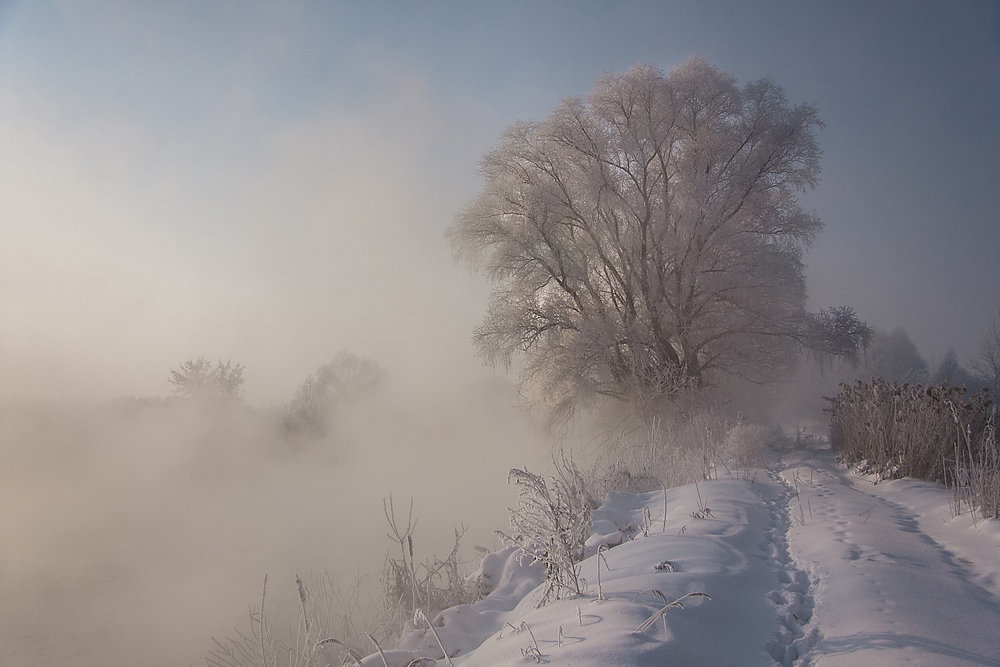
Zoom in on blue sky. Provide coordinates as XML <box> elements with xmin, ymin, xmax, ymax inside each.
<box><xmin>1</xmin><ymin>0</ymin><xmax>998</xmax><ymax>401</ymax></box>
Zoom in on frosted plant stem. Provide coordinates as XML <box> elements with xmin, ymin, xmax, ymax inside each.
<box><xmin>415</xmin><ymin>609</ymin><xmax>455</xmax><ymax>667</ymax></box>
<box><xmin>259</xmin><ymin>574</ymin><xmax>268</xmax><ymax>667</ymax></box>
<box><xmin>596</xmin><ymin>544</ymin><xmax>610</xmax><ymax>600</ymax></box>
<box><xmin>633</xmin><ymin>591</ymin><xmax>711</xmax><ymax>635</ymax></box>
<box><xmin>313</xmin><ymin>638</ymin><xmax>362</xmax><ymax>666</ymax></box>
<box><xmin>520</xmin><ymin>621</ymin><xmax>540</xmax><ymax>655</ymax></box>
<box><xmin>296</xmin><ymin>574</ymin><xmax>310</xmax><ymax>635</ymax></box>
<box><xmin>367</xmin><ymin>633</ymin><xmax>389</xmax><ymax>667</ymax></box>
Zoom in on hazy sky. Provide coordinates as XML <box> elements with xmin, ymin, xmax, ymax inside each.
<box><xmin>2</xmin><ymin>0</ymin><xmax>998</xmax><ymax>403</ymax></box>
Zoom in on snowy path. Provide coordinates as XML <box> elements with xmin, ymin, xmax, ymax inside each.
<box><xmin>780</xmin><ymin>447</ymin><xmax>1000</xmax><ymax>666</ymax></box>
<box><xmin>358</xmin><ymin>443</ymin><xmax>1000</xmax><ymax>666</ymax></box>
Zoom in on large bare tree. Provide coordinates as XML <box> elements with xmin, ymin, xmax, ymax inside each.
<box><xmin>451</xmin><ymin>59</ymin><xmax>863</xmax><ymax>419</ymax></box>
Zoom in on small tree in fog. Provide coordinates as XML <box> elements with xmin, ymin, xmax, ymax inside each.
<box><xmin>931</xmin><ymin>348</ymin><xmax>979</xmax><ymax>389</ymax></box>
<box><xmin>168</xmin><ymin>357</ymin><xmax>245</xmax><ymax>403</ymax></box>
<box><xmin>972</xmin><ymin>313</ymin><xmax>1000</xmax><ymax>398</ymax></box>
<box><xmin>804</xmin><ymin>307</ymin><xmax>873</xmax><ymax>370</ymax></box>
<box><xmin>450</xmin><ymin>59</ymin><xmax>869</xmax><ymax>421</ymax></box>
<box><xmin>864</xmin><ymin>327</ymin><xmax>928</xmax><ymax>385</ymax></box>
<box><xmin>284</xmin><ymin>351</ymin><xmax>384</xmax><ymax>436</ymax></box>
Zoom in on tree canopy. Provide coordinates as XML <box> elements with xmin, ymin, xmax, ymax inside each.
<box><xmin>283</xmin><ymin>352</ymin><xmax>384</xmax><ymax>437</ymax></box>
<box><xmin>451</xmin><ymin>59</ymin><xmax>868</xmax><ymax>420</ymax></box>
<box><xmin>168</xmin><ymin>357</ymin><xmax>245</xmax><ymax>403</ymax></box>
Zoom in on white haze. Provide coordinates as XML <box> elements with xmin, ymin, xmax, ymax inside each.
<box><xmin>0</xmin><ymin>64</ymin><xmax>493</xmax><ymax>403</ymax></box>
<box><xmin>0</xmin><ymin>12</ymin><xmax>548</xmax><ymax>665</ymax></box>
<box><xmin>3</xmin><ymin>3</ymin><xmax>998</xmax><ymax>664</ymax></box>
<box><xmin>0</xmin><ymin>386</ymin><xmax>550</xmax><ymax>665</ymax></box>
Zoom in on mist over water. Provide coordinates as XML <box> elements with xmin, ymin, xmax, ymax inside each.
<box><xmin>0</xmin><ymin>13</ymin><xmax>547</xmax><ymax>662</ymax></box>
<box><xmin>0</xmin><ymin>377</ymin><xmax>548</xmax><ymax>666</ymax></box>
<box><xmin>0</xmin><ymin>18</ymin><xmax>551</xmax><ymax>659</ymax></box>
<box><xmin>4</xmin><ymin>4</ymin><xmax>998</xmax><ymax>665</ymax></box>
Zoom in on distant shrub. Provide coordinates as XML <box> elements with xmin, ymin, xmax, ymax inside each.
<box><xmin>284</xmin><ymin>352</ymin><xmax>384</xmax><ymax>437</ymax></box>
<box><xmin>826</xmin><ymin>379</ymin><xmax>992</xmax><ymax>482</ymax></box>
<box><xmin>168</xmin><ymin>357</ymin><xmax>245</xmax><ymax>403</ymax></box>
<box><xmin>583</xmin><ymin>409</ymin><xmax>777</xmax><ymax>500</ymax></box>
<box><xmin>722</xmin><ymin>421</ymin><xmax>777</xmax><ymax>476</ymax></box>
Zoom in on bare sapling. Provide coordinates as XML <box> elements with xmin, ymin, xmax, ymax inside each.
<box><xmin>384</xmin><ymin>495</ymin><xmax>420</xmax><ymax>615</ymax></box>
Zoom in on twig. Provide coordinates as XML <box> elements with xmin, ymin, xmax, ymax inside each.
<box><xmin>368</xmin><ymin>633</ymin><xmax>389</xmax><ymax>667</ymax></box>
<box><xmin>313</xmin><ymin>637</ymin><xmax>362</xmax><ymax>666</ymax></box>
<box><xmin>633</xmin><ymin>591</ymin><xmax>710</xmax><ymax>635</ymax></box>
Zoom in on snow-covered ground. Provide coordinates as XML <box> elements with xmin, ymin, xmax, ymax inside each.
<box><xmin>349</xmin><ymin>440</ymin><xmax>1000</xmax><ymax>666</ymax></box>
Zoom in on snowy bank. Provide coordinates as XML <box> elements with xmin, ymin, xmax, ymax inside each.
<box><xmin>350</xmin><ymin>442</ymin><xmax>1000</xmax><ymax>666</ymax></box>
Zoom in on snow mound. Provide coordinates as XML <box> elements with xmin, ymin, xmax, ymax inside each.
<box><xmin>392</xmin><ymin>476</ymin><xmax>794</xmax><ymax>666</ymax></box>
<box><xmin>362</xmin><ymin>444</ymin><xmax>1000</xmax><ymax>666</ymax></box>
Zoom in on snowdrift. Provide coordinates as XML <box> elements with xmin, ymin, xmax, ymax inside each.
<box><xmin>352</xmin><ymin>443</ymin><xmax>1000</xmax><ymax>666</ymax></box>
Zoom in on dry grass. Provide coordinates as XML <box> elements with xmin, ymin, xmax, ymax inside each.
<box><xmin>631</xmin><ymin>590</ymin><xmax>711</xmax><ymax>636</ymax></box>
<box><xmin>208</xmin><ymin>499</ymin><xmax>482</xmax><ymax>667</ymax></box>
<box><xmin>827</xmin><ymin>378</ymin><xmax>998</xmax><ymax>519</ymax></box>
<box><xmin>380</xmin><ymin>496</ymin><xmax>482</xmax><ymax>638</ymax></box>
<box><xmin>581</xmin><ymin>409</ymin><xmax>779</xmax><ymax>500</ymax></box>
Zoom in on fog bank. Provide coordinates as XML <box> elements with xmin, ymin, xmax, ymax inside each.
<box><xmin>0</xmin><ymin>374</ymin><xmax>548</xmax><ymax>665</ymax></box>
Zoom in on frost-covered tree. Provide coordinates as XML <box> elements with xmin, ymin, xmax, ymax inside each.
<box><xmin>168</xmin><ymin>357</ymin><xmax>244</xmax><ymax>403</ymax></box>
<box><xmin>450</xmin><ymin>59</ymin><xmax>867</xmax><ymax>420</ymax></box>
